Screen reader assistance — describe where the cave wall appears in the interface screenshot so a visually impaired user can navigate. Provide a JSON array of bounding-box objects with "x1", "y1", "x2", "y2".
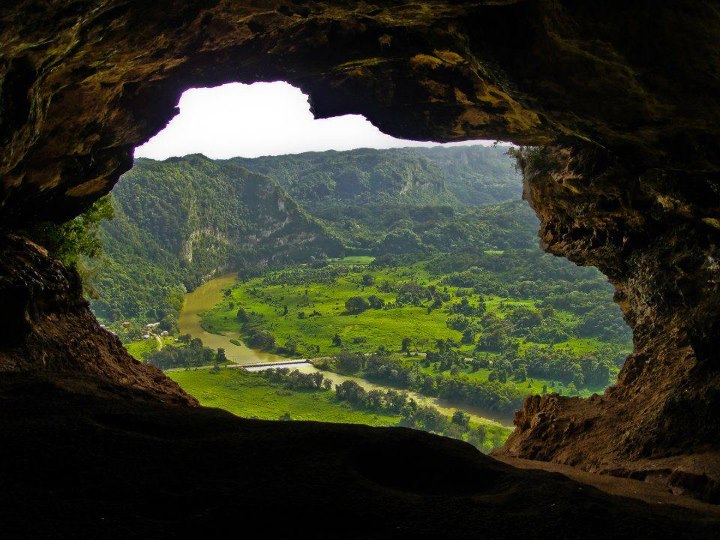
[
  {"x1": 495, "y1": 145, "x2": 720, "y2": 501},
  {"x1": 1, "y1": 0, "x2": 720, "y2": 496}
]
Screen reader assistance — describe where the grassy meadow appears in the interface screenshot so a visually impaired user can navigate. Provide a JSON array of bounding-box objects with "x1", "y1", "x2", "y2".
[
  {"x1": 169, "y1": 368, "x2": 400, "y2": 426},
  {"x1": 203, "y1": 257, "x2": 601, "y2": 359},
  {"x1": 200, "y1": 257, "x2": 622, "y2": 400},
  {"x1": 168, "y1": 367, "x2": 511, "y2": 452}
]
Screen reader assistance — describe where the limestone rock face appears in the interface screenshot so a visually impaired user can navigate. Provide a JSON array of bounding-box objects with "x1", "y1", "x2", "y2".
[
  {"x1": 3, "y1": 1, "x2": 718, "y2": 222},
  {"x1": 1, "y1": 0, "x2": 720, "y2": 501},
  {"x1": 0, "y1": 234, "x2": 196, "y2": 406},
  {"x1": 494, "y1": 146, "x2": 720, "y2": 502}
]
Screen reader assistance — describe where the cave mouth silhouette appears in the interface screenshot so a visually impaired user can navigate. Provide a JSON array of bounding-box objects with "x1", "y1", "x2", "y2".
[
  {"x1": 133, "y1": 81, "x2": 495, "y2": 160},
  {"x1": 95, "y1": 79, "x2": 632, "y2": 427},
  {"x1": 2, "y1": 5, "x2": 719, "y2": 535}
]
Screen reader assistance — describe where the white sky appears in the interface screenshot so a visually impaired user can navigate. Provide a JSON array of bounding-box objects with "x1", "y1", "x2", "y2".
[{"x1": 134, "y1": 82, "x2": 494, "y2": 159}]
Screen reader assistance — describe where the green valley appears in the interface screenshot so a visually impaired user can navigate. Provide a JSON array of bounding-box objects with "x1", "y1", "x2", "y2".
[
  {"x1": 69, "y1": 144, "x2": 631, "y2": 450},
  {"x1": 200, "y1": 253, "x2": 628, "y2": 416}
]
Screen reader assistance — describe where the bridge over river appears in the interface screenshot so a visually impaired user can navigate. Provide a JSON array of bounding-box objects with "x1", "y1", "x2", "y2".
[{"x1": 179, "y1": 274, "x2": 514, "y2": 427}]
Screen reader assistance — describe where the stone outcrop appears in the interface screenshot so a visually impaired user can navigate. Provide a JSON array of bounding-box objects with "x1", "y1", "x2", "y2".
[
  {"x1": 0, "y1": 233, "x2": 195, "y2": 406},
  {"x1": 1, "y1": 0, "x2": 720, "y2": 506},
  {"x1": 494, "y1": 146, "x2": 720, "y2": 502}
]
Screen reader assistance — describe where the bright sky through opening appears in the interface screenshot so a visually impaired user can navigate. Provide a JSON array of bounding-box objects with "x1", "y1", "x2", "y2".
[{"x1": 134, "y1": 82, "x2": 494, "y2": 160}]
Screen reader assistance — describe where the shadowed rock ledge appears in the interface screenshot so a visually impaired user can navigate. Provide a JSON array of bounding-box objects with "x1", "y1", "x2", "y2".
[
  {"x1": 1, "y1": 0, "x2": 720, "y2": 521},
  {"x1": 0, "y1": 234, "x2": 195, "y2": 406},
  {"x1": 494, "y1": 145, "x2": 720, "y2": 502},
  {"x1": 1, "y1": 373, "x2": 718, "y2": 539}
]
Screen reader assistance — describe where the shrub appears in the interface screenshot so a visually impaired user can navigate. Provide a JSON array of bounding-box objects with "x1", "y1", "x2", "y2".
[{"x1": 345, "y1": 296, "x2": 370, "y2": 313}]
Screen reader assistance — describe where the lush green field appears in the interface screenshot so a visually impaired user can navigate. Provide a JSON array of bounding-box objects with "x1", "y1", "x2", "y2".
[
  {"x1": 199, "y1": 255, "x2": 629, "y2": 410},
  {"x1": 203, "y1": 258, "x2": 618, "y2": 362},
  {"x1": 414, "y1": 364, "x2": 607, "y2": 399},
  {"x1": 202, "y1": 263, "x2": 453, "y2": 354},
  {"x1": 169, "y1": 368, "x2": 400, "y2": 426},
  {"x1": 124, "y1": 335, "x2": 177, "y2": 360},
  {"x1": 168, "y1": 368, "x2": 511, "y2": 452},
  {"x1": 125, "y1": 338, "x2": 158, "y2": 360}
]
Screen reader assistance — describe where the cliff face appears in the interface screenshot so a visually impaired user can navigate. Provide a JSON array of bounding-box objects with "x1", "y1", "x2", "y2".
[
  {"x1": 495, "y1": 146, "x2": 720, "y2": 502},
  {"x1": 0, "y1": 234, "x2": 195, "y2": 406},
  {"x1": 1, "y1": 0, "x2": 720, "y2": 504},
  {"x1": 232, "y1": 146, "x2": 520, "y2": 210},
  {"x1": 93, "y1": 155, "x2": 342, "y2": 322}
]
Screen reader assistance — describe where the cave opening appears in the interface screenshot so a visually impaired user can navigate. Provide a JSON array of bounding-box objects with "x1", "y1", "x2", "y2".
[
  {"x1": 3, "y1": 3, "x2": 720, "y2": 534},
  {"x1": 76, "y1": 81, "x2": 633, "y2": 450}
]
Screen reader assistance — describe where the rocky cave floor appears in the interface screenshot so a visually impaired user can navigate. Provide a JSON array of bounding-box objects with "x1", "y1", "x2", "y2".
[{"x1": 1, "y1": 373, "x2": 718, "y2": 540}]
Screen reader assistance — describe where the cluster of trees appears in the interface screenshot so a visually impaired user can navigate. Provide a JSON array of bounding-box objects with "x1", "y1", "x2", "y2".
[
  {"x1": 421, "y1": 332, "x2": 622, "y2": 390},
  {"x1": 331, "y1": 351, "x2": 523, "y2": 415},
  {"x1": 472, "y1": 310, "x2": 561, "y2": 350},
  {"x1": 260, "y1": 368, "x2": 331, "y2": 391},
  {"x1": 261, "y1": 264, "x2": 351, "y2": 287},
  {"x1": 476, "y1": 344, "x2": 623, "y2": 388},
  {"x1": 332, "y1": 379, "x2": 501, "y2": 450},
  {"x1": 310, "y1": 198, "x2": 535, "y2": 260},
  {"x1": 344, "y1": 294, "x2": 385, "y2": 313},
  {"x1": 254, "y1": 363, "x2": 507, "y2": 450},
  {"x1": 335, "y1": 380, "x2": 411, "y2": 414},
  {"x1": 236, "y1": 308, "x2": 276, "y2": 351},
  {"x1": 24, "y1": 195, "x2": 114, "y2": 272},
  {"x1": 437, "y1": 252, "x2": 627, "y2": 331},
  {"x1": 373, "y1": 280, "x2": 450, "y2": 309},
  {"x1": 146, "y1": 339, "x2": 224, "y2": 370},
  {"x1": 431, "y1": 253, "x2": 630, "y2": 346}
]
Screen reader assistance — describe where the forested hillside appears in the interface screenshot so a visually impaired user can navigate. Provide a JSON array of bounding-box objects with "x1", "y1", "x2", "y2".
[
  {"x1": 93, "y1": 144, "x2": 630, "y2": 379},
  {"x1": 234, "y1": 146, "x2": 521, "y2": 252},
  {"x1": 92, "y1": 154, "x2": 342, "y2": 324},
  {"x1": 91, "y1": 144, "x2": 631, "y2": 431},
  {"x1": 233, "y1": 145, "x2": 520, "y2": 210},
  {"x1": 93, "y1": 146, "x2": 520, "y2": 325}
]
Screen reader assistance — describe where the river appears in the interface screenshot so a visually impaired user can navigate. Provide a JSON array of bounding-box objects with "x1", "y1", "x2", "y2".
[
  {"x1": 179, "y1": 274, "x2": 514, "y2": 427},
  {"x1": 178, "y1": 273, "x2": 282, "y2": 364}
]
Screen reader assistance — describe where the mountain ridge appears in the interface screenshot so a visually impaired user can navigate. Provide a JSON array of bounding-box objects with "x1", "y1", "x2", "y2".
[{"x1": 93, "y1": 145, "x2": 521, "y2": 325}]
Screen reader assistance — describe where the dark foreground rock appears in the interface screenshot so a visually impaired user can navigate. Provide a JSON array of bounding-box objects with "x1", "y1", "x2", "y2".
[
  {"x1": 2, "y1": 0, "x2": 720, "y2": 511},
  {"x1": 0, "y1": 373, "x2": 718, "y2": 540},
  {"x1": 0, "y1": 234, "x2": 195, "y2": 406}
]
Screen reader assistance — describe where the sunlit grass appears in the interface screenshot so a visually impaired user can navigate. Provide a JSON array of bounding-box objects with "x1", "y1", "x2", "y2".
[
  {"x1": 201, "y1": 257, "x2": 596, "y2": 361},
  {"x1": 170, "y1": 368, "x2": 402, "y2": 426},
  {"x1": 168, "y1": 368, "x2": 512, "y2": 450}
]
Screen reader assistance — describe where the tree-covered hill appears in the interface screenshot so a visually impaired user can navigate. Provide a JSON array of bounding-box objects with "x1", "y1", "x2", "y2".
[
  {"x1": 92, "y1": 155, "x2": 342, "y2": 323},
  {"x1": 232, "y1": 145, "x2": 520, "y2": 211},
  {"x1": 94, "y1": 146, "x2": 521, "y2": 324}
]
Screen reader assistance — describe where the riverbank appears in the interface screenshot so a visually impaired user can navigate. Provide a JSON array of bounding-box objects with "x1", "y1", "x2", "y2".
[
  {"x1": 178, "y1": 274, "x2": 514, "y2": 428},
  {"x1": 179, "y1": 273, "x2": 282, "y2": 364}
]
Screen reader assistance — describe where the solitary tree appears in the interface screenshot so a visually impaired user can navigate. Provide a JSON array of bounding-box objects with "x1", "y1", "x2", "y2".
[
  {"x1": 451, "y1": 410, "x2": 470, "y2": 429},
  {"x1": 345, "y1": 296, "x2": 370, "y2": 314},
  {"x1": 284, "y1": 338, "x2": 299, "y2": 356},
  {"x1": 476, "y1": 425, "x2": 487, "y2": 447}
]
